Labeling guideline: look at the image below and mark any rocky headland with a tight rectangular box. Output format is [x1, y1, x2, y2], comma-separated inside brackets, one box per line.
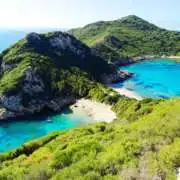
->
[0, 32, 128, 120]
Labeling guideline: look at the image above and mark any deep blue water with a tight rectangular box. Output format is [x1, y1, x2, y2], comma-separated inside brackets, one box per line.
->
[0, 109, 90, 153]
[119, 59, 180, 99]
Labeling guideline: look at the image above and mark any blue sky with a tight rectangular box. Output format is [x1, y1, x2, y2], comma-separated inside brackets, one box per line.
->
[0, 0, 179, 30]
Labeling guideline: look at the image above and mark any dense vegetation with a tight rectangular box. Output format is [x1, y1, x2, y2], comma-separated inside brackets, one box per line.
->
[0, 96, 179, 179]
[0, 17, 180, 180]
[0, 32, 113, 108]
[69, 15, 180, 63]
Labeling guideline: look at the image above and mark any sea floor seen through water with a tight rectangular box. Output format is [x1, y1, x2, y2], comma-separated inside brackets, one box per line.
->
[0, 108, 91, 153]
[118, 59, 180, 99]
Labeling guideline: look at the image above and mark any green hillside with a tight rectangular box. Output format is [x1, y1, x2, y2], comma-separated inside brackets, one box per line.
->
[69, 15, 180, 63]
[0, 31, 113, 94]
[0, 18, 180, 180]
[0, 97, 179, 180]
[0, 31, 115, 119]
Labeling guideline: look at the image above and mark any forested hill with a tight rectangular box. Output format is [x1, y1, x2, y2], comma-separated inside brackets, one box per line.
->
[0, 31, 115, 120]
[69, 15, 180, 63]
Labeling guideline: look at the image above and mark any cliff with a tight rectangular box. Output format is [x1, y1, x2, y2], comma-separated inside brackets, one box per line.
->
[0, 31, 124, 120]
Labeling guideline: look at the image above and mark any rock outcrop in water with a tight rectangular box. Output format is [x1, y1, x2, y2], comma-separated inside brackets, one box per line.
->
[102, 70, 133, 84]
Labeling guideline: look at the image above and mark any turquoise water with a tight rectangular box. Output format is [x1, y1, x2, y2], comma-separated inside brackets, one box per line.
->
[0, 109, 90, 153]
[119, 59, 180, 99]
[0, 31, 26, 52]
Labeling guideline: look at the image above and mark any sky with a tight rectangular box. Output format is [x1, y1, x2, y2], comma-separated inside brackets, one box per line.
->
[0, 0, 179, 30]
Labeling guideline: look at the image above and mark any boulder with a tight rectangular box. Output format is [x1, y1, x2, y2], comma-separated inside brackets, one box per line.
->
[102, 70, 133, 84]
[0, 95, 23, 112]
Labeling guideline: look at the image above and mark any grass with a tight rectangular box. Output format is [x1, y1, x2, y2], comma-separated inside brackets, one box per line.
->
[0, 60, 30, 95]
[0, 98, 179, 179]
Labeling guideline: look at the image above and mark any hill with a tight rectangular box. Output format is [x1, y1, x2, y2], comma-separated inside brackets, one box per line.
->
[0, 18, 180, 180]
[69, 15, 180, 64]
[0, 97, 179, 179]
[0, 31, 119, 120]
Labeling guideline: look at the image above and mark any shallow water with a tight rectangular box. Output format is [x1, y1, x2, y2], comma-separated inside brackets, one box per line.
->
[119, 59, 180, 99]
[0, 108, 91, 153]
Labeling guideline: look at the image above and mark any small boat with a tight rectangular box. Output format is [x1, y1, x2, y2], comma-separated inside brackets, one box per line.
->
[47, 117, 52, 122]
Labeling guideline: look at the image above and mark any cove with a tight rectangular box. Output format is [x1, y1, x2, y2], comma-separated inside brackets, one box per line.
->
[0, 108, 91, 153]
[119, 59, 180, 99]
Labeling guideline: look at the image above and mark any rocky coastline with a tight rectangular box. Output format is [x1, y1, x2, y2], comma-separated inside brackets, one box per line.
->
[112, 55, 180, 67]
[0, 69, 132, 120]
[102, 70, 134, 84]
[0, 95, 76, 120]
[0, 31, 135, 121]
[112, 55, 157, 66]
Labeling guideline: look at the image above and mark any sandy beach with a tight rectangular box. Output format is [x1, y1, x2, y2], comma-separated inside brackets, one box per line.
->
[113, 87, 143, 100]
[70, 99, 116, 123]
[167, 56, 180, 59]
[109, 85, 143, 100]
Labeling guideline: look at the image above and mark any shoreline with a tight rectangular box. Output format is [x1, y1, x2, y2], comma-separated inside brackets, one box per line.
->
[70, 99, 116, 123]
[109, 85, 143, 100]
[113, 55, 180, 67]
[167, 56, 180, 60]
[111, 56, 180, 100]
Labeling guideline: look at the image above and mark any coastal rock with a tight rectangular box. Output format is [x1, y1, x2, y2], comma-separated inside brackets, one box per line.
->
[112, 55, 157, 66]
[102, 70, 133, 84]
[25, 99, 47, 114]
[119, 70, 134, 79]
[47, 97, 75, 112]
[23, 67, 45, 95]
[0, 95, 23, 112]
[0, 108, 16, 120]
[132, 55, 156, 62]
[112, 59, 134, 66]
[0, 95, 76, 120]
[25, 97, 75, 114]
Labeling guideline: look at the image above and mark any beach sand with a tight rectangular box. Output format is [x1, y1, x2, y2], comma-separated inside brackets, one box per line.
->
[168, 56, 180, 59]
[70, 99, 116, 123]
[110, 86, 143, 100]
